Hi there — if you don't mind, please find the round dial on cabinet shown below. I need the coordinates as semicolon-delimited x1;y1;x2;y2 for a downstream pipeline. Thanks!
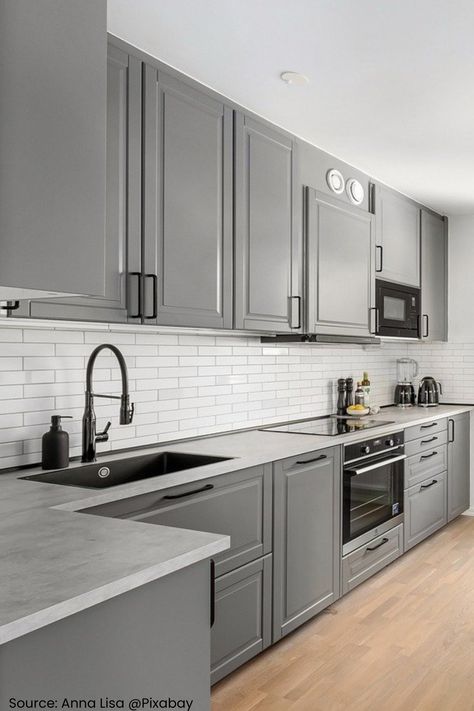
361;445;371;455
386;438;395;447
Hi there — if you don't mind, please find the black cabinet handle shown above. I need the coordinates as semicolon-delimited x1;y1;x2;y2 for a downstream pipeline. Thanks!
421;479;438;490
366;537;389;552
144;273;158;319
295;454;327;465
290;295;302;329
375;245;383;272
369;307;379;334
128;272;142;319
421;422;437;429
0;300;20;311
448;418;455;443
163;483;214;500
420;451;438;461
421;436;438;445
210;559;216;628
423;314;429;338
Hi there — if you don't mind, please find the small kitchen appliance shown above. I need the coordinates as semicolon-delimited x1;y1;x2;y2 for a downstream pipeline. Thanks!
394;357;418;407
417;376;442;407
375;280;421;338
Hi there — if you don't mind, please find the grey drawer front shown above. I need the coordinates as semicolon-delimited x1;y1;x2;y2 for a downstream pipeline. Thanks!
341;524;403;595
84;465;272;576
211;555;272;685
405;429;447;457
405;444;447;488
405;418;447;442
279;448;333;472
130;465;272;576
404;471;447;551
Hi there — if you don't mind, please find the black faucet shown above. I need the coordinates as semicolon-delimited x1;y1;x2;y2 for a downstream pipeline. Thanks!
82;344;134;463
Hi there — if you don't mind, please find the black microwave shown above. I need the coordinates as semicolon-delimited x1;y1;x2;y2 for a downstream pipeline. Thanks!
375;279;420;338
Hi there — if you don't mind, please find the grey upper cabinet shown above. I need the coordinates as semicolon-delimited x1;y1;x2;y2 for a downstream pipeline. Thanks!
448;413;471;521
374;184;421;287
306;188;375;337
421;210;447;341
142;67;233;328
273;446;340;640
17;43;143;323
234;114;301;332
0;0;107;301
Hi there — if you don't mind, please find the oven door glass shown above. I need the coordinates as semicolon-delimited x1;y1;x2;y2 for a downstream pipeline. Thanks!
343;455;404;545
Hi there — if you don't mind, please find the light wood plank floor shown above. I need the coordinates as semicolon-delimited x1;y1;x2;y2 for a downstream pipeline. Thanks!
212;516;474;711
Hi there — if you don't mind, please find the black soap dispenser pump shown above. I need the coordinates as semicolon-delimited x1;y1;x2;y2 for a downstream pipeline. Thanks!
42;415;72;470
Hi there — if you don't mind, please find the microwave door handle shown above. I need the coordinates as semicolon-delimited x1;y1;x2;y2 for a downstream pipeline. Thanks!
346;453;406;476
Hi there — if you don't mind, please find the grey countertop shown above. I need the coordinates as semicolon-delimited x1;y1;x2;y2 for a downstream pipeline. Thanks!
0;404;470;645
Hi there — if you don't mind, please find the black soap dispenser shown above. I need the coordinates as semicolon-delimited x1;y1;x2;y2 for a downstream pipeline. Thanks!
42;415;72;470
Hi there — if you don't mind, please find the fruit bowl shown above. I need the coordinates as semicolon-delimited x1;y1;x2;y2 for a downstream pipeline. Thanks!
346;405;370;417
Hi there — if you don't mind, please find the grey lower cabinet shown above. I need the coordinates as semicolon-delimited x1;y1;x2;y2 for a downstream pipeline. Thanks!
142;66;233;328
234;113;302;332
211;555;272;685
0;0;107;301
404;471;447;551
273;446;340;641
448;413;471;521
16;42;143;323
421;210;447;341
306;188;375;337
374;184;421;288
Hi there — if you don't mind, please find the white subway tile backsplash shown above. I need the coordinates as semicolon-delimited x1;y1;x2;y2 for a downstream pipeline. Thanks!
0;322;468;471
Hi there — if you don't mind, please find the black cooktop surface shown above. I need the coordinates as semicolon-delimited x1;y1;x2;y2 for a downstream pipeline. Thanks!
261;415;395;436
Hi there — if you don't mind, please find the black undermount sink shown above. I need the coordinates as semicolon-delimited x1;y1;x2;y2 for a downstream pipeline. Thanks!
21;452;232;489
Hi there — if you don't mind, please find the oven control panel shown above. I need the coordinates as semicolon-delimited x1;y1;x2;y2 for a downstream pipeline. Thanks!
344;430;404;463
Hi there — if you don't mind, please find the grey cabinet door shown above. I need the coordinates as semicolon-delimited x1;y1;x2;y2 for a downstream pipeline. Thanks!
375;185;421;287
404;471;447;551
142;67;233;328
16;43;143;324
0;0;107;300
105;464;273;578
211;555;272;685
448;413;471;521
306;189;375;337
234;113;301;332
421;210;447;342
273;446;340;640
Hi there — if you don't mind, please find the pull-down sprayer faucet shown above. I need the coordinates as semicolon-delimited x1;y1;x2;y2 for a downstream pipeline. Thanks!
82;344;134;462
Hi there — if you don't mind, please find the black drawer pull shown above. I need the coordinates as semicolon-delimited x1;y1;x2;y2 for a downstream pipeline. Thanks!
420;479;438;490
210;559;216;628
420;451;438;461
421;422;438;429
295;454;327;465
163;483;214;500
421;436;438;444
366;537;389;552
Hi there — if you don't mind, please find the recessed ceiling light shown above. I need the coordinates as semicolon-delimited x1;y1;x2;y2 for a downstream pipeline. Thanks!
280;71;309;86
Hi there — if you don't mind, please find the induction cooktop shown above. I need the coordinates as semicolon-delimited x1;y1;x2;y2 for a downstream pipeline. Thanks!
261;415;395;437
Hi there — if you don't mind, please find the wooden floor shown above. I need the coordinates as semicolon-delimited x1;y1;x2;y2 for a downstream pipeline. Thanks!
212;516;474;711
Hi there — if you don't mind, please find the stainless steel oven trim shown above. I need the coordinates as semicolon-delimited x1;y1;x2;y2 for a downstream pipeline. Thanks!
342;515;404;557
344;443;404;465
345;453;406;476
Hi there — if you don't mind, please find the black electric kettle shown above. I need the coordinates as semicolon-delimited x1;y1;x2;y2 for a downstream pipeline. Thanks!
417;377;442;407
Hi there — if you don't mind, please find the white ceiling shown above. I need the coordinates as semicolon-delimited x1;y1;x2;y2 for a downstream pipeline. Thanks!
108;0;474;216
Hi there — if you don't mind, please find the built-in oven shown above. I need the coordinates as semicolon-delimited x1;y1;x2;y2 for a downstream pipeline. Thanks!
375;279;420;338
343;431;405;555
